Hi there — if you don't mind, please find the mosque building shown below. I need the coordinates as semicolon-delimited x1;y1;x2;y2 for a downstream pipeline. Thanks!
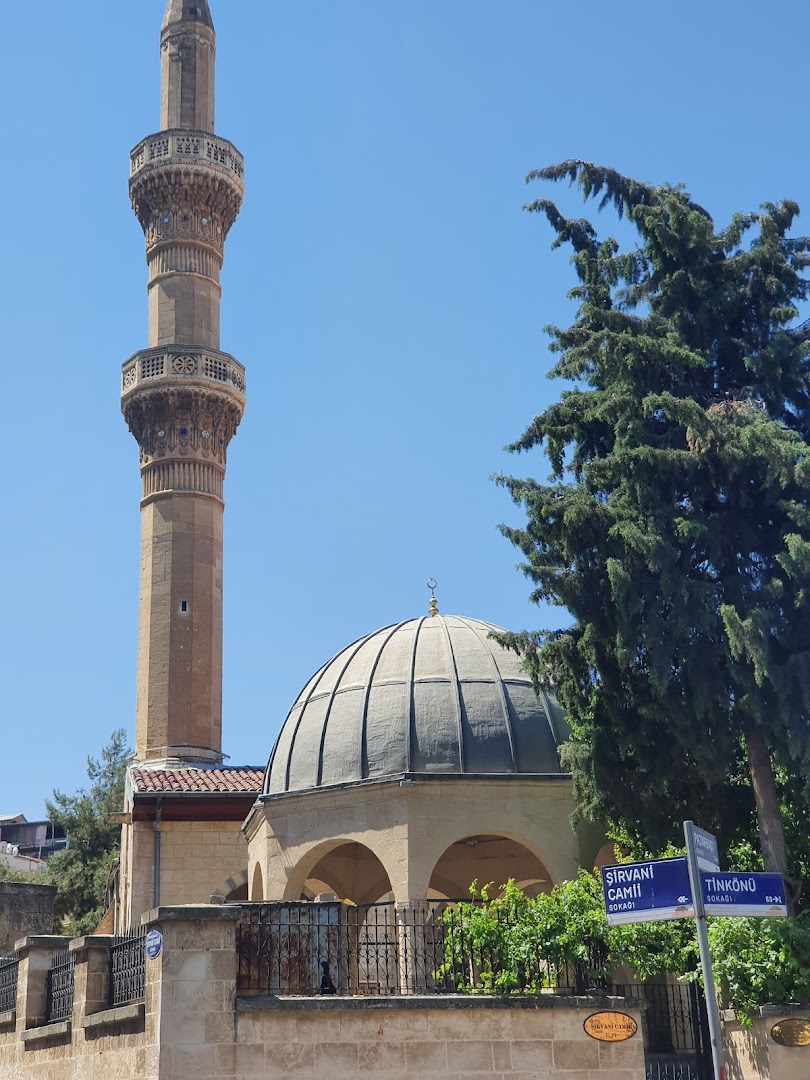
0;7;716;1078
113;0;598;932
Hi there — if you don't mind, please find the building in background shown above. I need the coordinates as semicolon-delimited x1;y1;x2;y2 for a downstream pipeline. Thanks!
0;816;65;864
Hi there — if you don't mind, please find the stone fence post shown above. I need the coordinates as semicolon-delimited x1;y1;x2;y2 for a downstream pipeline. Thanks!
14;935;72;1031
69;935;113;1019
141;904;242;1077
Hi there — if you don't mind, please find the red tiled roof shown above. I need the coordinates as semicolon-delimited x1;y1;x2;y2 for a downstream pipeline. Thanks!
131;766;264;795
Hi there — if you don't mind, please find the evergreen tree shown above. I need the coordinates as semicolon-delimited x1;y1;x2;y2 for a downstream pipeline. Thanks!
44;729;129;935
497;162;810;884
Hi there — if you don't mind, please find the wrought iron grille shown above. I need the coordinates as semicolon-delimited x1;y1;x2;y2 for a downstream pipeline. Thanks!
237;901;608;997
613;982;710;1080
0;953;19;1014
109;925;147;1007
45;946;75;1023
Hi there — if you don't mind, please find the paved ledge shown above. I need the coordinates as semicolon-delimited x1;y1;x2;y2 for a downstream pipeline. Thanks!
22;1020;71;1045
0;1008;15;1029
81;1002;145;1030
141;904;243;923
758;1005;810;1018
237;993;639;1013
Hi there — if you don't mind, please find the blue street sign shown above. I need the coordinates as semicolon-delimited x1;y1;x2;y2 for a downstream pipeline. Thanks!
145;927;163;960
702;872;787;918
690;826;720;872
602;858;694;925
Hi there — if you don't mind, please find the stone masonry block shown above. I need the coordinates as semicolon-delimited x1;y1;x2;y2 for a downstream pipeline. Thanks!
314;1040;359;1073
509;1010;556;1040
356;1041;407;1072
265;1040;316;1076
380;1009;430;1041
492;1041;513;1070
590;1070;644;1080
552;1038;600;1069
445;1040;496;1071
405;1040;449;1071
597;1042;645;1069
294;1011;341;1042
234;1040;268;1076
429;1010;509;1041
509;1039;555;1071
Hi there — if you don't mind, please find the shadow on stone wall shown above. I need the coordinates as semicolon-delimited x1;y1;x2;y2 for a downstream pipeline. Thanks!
0;882;56;955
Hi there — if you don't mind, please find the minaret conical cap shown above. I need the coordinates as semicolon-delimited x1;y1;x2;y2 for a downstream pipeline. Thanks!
162;0;214;31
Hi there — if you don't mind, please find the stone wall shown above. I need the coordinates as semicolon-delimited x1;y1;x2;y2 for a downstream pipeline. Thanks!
0;905;646;1079
0;882;56;955
121;818;248;926
724;1009;810;1080
235;997;646;1079
0;933;155;1080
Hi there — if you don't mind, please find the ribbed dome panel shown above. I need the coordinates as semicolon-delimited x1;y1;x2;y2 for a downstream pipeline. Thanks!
264;615;568;795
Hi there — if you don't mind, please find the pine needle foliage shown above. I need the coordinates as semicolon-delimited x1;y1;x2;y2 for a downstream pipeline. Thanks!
496;162;810;880
44;730;130;935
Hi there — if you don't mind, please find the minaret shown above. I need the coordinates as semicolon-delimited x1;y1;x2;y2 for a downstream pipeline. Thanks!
121;0;245;765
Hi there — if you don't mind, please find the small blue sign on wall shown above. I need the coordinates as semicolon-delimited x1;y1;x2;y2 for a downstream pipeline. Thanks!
602;858;693;925
145;927;163;960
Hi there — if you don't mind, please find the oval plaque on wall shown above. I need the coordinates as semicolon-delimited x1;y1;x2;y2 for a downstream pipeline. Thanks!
771;1018;810;1047
584;1011;638;1042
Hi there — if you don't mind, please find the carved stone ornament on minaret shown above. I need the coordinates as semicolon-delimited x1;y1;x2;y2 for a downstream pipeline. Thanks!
121;0;245;767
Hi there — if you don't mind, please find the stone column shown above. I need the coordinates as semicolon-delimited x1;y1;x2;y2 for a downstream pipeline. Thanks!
395;901;431;994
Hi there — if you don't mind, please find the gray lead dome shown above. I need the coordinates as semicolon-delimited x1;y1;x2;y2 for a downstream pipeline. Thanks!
264;615;569;795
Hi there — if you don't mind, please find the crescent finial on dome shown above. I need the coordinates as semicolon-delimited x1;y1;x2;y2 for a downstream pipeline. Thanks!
427;578;439;617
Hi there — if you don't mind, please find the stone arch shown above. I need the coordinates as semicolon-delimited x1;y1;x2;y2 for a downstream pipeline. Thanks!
426;834;553;901
250;861;264;901
404;797;575;901
210;867;249;904
593;841;620;870
281;838;395;904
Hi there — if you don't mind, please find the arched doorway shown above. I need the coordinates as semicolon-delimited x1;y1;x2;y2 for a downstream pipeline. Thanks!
428;834;553;899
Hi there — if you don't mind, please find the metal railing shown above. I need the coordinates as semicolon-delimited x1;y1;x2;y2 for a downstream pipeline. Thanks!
109;926;147;1007
612;983;710;1080
45;946;75;1023
0;953;19;1014
236;901;608;997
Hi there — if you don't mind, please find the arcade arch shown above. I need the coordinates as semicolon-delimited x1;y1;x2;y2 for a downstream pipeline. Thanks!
428;834;553;900
285;840;394;905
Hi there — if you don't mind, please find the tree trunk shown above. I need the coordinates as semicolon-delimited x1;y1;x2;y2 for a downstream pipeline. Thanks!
745;724;788;877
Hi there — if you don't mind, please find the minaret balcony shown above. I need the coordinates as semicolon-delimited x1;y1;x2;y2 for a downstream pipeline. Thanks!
130;129;244;188
121;345;246;412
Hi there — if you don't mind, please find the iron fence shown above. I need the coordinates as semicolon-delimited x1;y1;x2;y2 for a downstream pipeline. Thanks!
612;983;709;1080
237;901;608;997
0;953;19;1014
45;946;75;1023
109;925;147;1007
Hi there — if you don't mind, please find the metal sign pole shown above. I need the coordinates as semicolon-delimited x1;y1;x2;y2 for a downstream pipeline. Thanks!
684;821;724;1080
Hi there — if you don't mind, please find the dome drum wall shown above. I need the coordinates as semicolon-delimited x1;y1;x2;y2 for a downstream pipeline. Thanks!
244;774;580;905
264;616;569;796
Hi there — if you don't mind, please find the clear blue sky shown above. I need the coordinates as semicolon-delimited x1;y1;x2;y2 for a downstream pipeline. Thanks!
1;1;807;818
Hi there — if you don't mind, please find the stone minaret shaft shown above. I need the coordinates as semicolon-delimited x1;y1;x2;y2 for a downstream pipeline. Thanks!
122;0;245;765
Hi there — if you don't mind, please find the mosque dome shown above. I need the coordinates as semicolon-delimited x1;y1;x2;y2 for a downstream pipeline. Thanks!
263;614;569;796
